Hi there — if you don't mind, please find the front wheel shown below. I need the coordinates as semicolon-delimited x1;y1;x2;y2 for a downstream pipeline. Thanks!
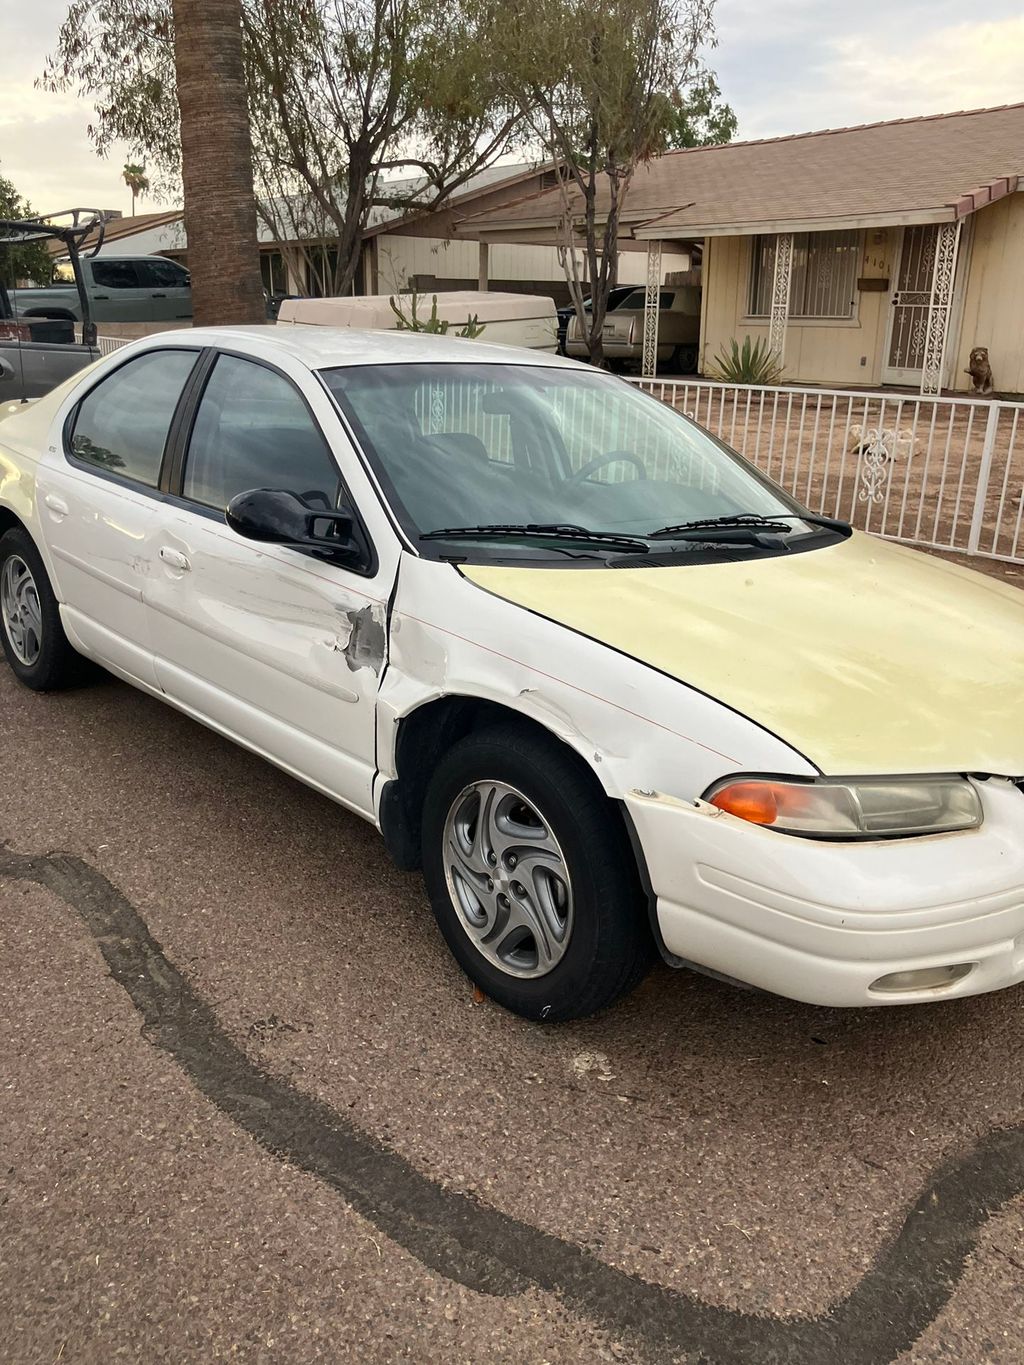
421;723;653;1021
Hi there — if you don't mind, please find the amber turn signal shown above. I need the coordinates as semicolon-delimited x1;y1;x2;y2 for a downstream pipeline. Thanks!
710;781;781;825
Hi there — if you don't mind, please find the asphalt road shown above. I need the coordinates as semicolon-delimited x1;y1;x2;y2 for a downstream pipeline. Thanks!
2;563;1024;1364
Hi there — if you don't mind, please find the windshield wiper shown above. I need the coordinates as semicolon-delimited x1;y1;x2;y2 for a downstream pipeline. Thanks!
647;512;850;540
420;523;650;553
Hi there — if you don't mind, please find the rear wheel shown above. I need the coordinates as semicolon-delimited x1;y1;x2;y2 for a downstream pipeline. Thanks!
671;344;698;374
421;723;653;1021
0;527;84;690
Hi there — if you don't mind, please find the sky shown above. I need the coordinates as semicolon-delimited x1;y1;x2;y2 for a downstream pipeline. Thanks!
2;0;1024;216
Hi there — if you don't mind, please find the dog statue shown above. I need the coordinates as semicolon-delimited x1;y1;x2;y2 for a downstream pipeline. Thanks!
965;346;994;395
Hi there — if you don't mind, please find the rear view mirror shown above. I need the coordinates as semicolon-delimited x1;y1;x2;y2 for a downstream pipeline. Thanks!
226;487;361;563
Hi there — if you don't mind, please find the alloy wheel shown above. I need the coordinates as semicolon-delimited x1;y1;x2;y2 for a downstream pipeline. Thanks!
1;554;43;667
443;780;574;978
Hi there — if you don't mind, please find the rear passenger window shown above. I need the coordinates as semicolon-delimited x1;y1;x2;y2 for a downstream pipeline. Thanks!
182;354;341;511
70;349;198;486
91;260;141;289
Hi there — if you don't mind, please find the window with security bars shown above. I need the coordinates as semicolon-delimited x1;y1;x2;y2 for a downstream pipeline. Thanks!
748;230;860;319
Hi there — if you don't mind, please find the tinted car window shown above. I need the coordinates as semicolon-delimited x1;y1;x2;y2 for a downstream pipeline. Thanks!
619;289;674;310
183;354;341;511
70;350;198;485
91;260;140;289
136;259;190;288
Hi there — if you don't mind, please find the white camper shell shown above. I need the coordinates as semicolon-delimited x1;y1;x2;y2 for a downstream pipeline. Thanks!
276;291;558;353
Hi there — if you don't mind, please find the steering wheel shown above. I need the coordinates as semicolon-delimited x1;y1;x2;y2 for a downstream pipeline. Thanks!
566;450;647;487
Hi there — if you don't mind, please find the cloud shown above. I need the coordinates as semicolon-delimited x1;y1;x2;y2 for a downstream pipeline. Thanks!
0;1;149;216
711;0;1024;139
825;17;1024;121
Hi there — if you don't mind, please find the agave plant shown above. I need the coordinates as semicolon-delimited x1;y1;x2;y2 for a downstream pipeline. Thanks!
707;335;784;385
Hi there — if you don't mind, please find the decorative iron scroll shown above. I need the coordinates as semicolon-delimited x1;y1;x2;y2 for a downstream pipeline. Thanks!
920;221;961;395
856;429;893;504
641;239;663;379
768;232;793;366
429;382;446;433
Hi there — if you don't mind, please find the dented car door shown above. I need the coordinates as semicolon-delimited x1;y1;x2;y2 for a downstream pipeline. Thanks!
143;349;396;818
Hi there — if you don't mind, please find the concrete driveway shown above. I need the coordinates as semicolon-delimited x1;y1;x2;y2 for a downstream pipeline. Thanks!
2;601;1023;1363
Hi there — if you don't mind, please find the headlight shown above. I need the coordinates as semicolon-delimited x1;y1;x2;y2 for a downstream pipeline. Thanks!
705;776;983;839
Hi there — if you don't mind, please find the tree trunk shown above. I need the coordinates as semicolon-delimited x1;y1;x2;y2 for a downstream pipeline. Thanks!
171;0;265;325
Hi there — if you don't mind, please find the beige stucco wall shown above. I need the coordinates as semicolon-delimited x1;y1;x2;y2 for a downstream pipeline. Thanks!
701;198;1024;394
374;235;691;295
953;192;1024;396
701;231;895;386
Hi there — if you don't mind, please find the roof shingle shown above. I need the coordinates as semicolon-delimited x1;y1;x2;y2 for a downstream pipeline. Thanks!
459;104;1024;240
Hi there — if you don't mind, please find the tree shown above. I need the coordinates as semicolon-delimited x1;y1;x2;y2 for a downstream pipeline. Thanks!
492;0;717;368
665;70;737;149
244;0;521;296
122;162;150;213
0;170;53;287
170;0;266;324
42;0;523;299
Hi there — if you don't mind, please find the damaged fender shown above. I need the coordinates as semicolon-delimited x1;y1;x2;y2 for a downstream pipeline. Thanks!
375;556;813;812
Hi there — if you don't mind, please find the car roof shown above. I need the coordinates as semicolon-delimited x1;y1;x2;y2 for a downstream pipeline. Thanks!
134;324;590;372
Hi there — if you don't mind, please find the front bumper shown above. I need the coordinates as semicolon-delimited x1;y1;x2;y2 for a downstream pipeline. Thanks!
625;780;1024;1007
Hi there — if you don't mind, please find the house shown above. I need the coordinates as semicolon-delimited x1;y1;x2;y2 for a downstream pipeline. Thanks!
52;163;690;306
457;104;1024;395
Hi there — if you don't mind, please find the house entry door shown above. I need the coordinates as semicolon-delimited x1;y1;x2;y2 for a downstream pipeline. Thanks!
882;225;940;385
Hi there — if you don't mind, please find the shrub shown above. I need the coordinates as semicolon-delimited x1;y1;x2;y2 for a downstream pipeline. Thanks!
707;335;783;385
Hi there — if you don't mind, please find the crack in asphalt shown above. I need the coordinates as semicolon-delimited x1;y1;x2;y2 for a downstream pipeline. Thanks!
5;845;1023;1364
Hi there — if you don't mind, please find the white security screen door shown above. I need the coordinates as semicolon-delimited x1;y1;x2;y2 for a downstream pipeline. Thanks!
883;225;940;384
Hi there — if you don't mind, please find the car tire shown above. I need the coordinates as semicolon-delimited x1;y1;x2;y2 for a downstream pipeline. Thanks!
421;722;653;1021
672;344;698;374
0;527;85;691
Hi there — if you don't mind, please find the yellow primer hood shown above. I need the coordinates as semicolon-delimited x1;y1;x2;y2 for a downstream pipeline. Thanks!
463;534;1024;776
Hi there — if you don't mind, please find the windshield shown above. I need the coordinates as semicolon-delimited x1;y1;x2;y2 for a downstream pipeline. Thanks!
321;362;809;560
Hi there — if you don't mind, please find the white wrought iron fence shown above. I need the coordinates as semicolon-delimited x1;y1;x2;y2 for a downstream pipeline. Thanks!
632;379;1024;565
96;335;131;355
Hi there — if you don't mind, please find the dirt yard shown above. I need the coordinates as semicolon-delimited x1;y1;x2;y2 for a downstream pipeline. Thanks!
650;384;1024;566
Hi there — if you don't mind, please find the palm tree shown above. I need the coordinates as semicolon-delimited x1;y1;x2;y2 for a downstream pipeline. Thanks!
122;163;150;214
170;0;266;324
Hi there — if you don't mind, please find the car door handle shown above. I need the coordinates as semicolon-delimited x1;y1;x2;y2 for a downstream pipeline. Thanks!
152;293;167;298
93;294;110;300
43;492;70;517
159;546;191;571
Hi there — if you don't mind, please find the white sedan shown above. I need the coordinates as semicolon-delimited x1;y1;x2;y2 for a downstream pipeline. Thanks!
2;327;1023;1020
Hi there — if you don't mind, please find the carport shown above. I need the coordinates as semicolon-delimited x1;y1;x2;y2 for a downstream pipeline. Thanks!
455;186;700;377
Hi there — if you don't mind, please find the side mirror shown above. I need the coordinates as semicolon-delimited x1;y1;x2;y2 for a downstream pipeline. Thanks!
0;359;15;382
225;488;362;563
